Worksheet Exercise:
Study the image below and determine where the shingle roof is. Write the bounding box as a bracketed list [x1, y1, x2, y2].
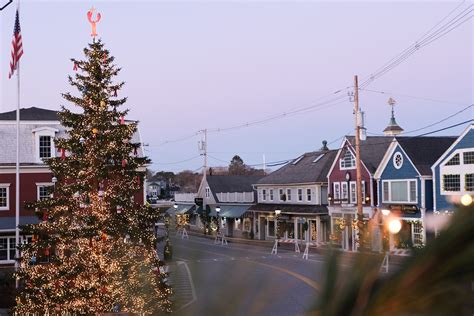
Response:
[396, 136, 457, 175]
[256, 150, 337, 185]
[0, 107, 59, 121]
[346, 136, 394, 173]
[206, 175, 264, 193]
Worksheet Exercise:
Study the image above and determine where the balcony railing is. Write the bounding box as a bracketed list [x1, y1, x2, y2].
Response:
[174, 193, 197, 203]
[216, 192, 254, 203]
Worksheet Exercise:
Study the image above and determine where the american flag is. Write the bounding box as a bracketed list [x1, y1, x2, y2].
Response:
[8, 9, 23, 79]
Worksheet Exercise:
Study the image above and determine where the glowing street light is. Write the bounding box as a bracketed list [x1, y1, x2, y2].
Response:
[461, 194, 472, 206]
[388, 218, 402, 234]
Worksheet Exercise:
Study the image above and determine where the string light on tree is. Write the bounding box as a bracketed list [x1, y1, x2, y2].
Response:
[14, 8, 171, 314]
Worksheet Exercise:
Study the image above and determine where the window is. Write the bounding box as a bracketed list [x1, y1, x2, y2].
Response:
[298, 189, 303, 201]
[340, 150, 355, 169]
[39, 136, 52, 159]
[306, 189, 312, 202]
[279, 189, 285, 201]
[466, 174, 474, 191]
[268, 220, 275, 237]
[383, 180, 417, 203]
[333, 183, 340, 201]
[313, 154, 324, 163]
[269, 189, 274, 201]
[412, 222, 423, 246]
[445, 153, 460, 166]
[37, 184, 53, 201]
[0, 237, 16, 262]
[0, 185, 9, 210]
[443, 174, 460, 192]
[205, 187, 210, 198]
[292, 156, 303, 165]
[341, 182, 348, 201]
[463, 152, 474, 164]
[286, 189, 292, 201]
[350, 182, 356, 204]
[262, 189, 267, 201]
[383, 182, 389, 202]
[393, 152, 403, 169]
[409, 180, 417, 202]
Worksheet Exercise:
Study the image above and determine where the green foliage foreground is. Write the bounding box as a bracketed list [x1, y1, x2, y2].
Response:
[312, 205, 474, 316]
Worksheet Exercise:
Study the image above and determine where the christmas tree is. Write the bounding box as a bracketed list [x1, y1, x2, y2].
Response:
[15, 39, 172, 314]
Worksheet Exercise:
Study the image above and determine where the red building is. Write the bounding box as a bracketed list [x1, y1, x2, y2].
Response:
[327, 136, 392, 251]
[0, 107, 145, 265]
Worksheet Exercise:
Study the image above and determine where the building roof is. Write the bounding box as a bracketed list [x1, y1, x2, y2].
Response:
[346, 136, 394, 173]
[0, 107, 59, 121]
[396, 136, 457, 175]
[257, 150, 337, 185]
[206, 175, 264, 193]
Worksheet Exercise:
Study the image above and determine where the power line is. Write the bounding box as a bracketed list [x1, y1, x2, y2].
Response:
[360, 3, 472, 88]
[243, 119, 473, 168]
[154, 155, 201, 165]
[360, 88, 471, 106]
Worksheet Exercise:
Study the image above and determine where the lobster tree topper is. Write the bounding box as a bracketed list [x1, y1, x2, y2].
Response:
[87, 7, 101, 37]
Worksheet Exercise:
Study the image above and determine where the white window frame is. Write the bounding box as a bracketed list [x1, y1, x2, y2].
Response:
[381, 179, 418, 204]
[33, 127, 58, 163]
[205, 187, 210, 198]
[339, 149, 356, 170]
[286, 188, 292, 202]
[0, 236, 16, 263]
[440, 148, 474, 195]
[262, 189, 267, 201]
[333, 182, 341, 202]
[393, 152, 404, 169]
[341, 182, 348, 201]
[350, 181, 357, 204]
[306, 188, 312, 202]
[36, 183, 54, 201]
[279, 189, 285, 201]
[411, 221, 424, 246]
[269, 189, 274, 201]
[297, 188, 303, 201]
[0, 184, 10, 211]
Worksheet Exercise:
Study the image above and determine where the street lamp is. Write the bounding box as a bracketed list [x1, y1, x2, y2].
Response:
[173, 203, 178, 209]
[216, 206, 221, 234]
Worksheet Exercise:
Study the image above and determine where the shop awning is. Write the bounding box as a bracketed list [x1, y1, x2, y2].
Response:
[248, 203, 328, 215]
[166, 204, 196, 215]
[214, 205, 251, 218]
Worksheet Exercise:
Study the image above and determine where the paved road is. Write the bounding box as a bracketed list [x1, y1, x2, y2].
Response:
[168, 235, 340, 316]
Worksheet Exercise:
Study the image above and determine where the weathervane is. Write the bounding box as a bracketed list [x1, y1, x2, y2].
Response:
[87, 7, 101, 37]
[388, 97, 396, 119]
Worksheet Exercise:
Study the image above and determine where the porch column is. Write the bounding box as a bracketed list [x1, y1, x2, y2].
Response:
[316, 216, 321, 244]
[294, 217, 298, 240]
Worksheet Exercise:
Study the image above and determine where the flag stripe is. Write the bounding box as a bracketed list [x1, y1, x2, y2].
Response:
[8, 9, 23, 79]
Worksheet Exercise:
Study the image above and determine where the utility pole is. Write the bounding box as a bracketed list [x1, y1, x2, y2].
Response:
[353, 75, 365, 250]
[199, 129, 208, 176]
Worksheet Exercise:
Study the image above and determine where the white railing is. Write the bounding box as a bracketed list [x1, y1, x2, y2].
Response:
[174, 193, 197, 203]
[216, 192, 254, 203]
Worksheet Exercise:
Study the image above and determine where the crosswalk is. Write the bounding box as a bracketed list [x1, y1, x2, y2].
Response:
[168, 261, 197, 312]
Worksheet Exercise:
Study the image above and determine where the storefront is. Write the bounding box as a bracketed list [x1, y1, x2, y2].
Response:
[249, 204, 330, 244]
[328, 206, 373, 251]
[381, 204, 424, 249]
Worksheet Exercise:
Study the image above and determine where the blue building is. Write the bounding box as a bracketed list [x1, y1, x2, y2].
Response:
[431, 124, 474, 213]
[374, 136, 456, 248]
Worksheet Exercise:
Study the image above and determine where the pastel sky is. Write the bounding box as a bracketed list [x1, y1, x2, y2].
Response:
[0, 0, 472, 172]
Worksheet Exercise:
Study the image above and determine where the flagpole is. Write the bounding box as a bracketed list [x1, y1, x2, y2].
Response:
[15, 0, 21, 289]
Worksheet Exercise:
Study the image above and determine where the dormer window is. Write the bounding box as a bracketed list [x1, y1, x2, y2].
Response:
[340, 149, 355, 169]
[445, 153, 460, 166]
[33, 127, 58, 163]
